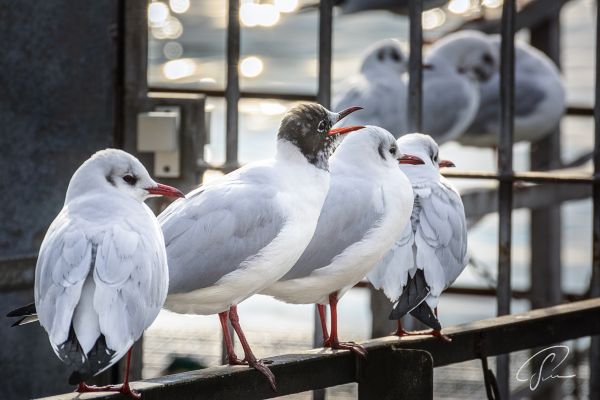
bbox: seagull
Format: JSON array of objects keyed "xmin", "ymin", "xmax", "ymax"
[
  {"xmin": 159, "ymin": 103, "xmax": 364, "ymax": 390},
  {"xmin": 333, "ymin": 39, "xmax": 408, "ymax": 136},
  {"xmin": 421, "ymin": 30, "xmax": 498, "ymax": 144},
  {"xmin": 6, "ymin": 149, "xmax": 184, "ymax": 398},
  {"xmin": 460, "ymin": 35, "xmax": 566, "ymax": 147},
  {"xmin": 367, "ymin": 134, "xmax": 467, "ymax": 341},
  {"xmin": 262, "ymin": 126, "xmax": 419, "ymax": 356}
]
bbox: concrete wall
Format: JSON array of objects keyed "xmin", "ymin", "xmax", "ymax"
[{"xmin": 0, "ymin": 1, "xmax": 121, "ymax": 398}]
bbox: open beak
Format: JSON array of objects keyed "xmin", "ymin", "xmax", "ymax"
[
  {"xmin": 398, "ymin": 154, "xmax": 425, "ymax": 165},
  {"xmin": 439, "ymin": 159, "xmax": 456, "ymax": 168},
  {"xmin": 146, "ymin": 183, "xmax": 186, "ymax": 198},
  {"xmin": 336, "ymin": 106, "xmax": 363, "ymax": 120},
  {"xmin": 328, "ymin": 125, "xmax": 365, "ymax": 136}
]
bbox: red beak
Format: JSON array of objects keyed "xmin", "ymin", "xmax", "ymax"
[
  {"xmin": 328, "ymin": 125, "xmax": 365, "ymax": 136},
  {"xmin": 146, "ymin": 183, "xmax": 185, "ymax": 198},
  {"xmin": 439, "ymin": 159, "xmax": 456, "ymax": 168},
  {"xmin": 336, "ymin": 106, "xmax": 363, "ymax": 120},
  {"xmin": 398, "ymin": 154, "xmax": 425, "ymax": 165}
]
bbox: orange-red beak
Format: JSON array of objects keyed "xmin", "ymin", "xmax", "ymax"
[
  {"xmin": 398, "ymin": 154, "xmax": 425, "ymax": 165},
  {"xmin": 146, "ymin": 183, "xmax": 185, "ymax": 198},
  {"xmin": 328, "ymin": 125, "xmax": 365, "ymax": 136},
  {"xmin": 439, "ymin": 160, "xmax": 456, "ymax": 168}
]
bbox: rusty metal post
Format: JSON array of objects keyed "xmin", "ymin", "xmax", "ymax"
[
  {"xmin": 497, "ymin": 0, "xmax": 516, "ymax": 398},
  {"xmin": 407, "ymin": 0, "xmax": 423, "ymax": 133},
  {"xmin": 358, "ymin": 349, "xmax": 433, "ymax": 400},
  {"xmin": 225, "ymin": 0, "xmax": 240, "ymax": 170}
]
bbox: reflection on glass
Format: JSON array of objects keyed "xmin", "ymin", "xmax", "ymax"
[
  {"xmin": 240, "ymin": 56, "xmax": 264, "ymax": 78},
  {"xmin": 422, "ymin": 8, "xmax": 446, "ymax": 31},
  {"xmin": 169, "ymin": 0, "xmax": 190, "ymax": 14},
  {"xmin": 148, "ymin": 1, "xmax": 170, "ymax": 26},
  {"xmin": 163, "ymin": 58, "xmax": 196, "ymax": 80}
]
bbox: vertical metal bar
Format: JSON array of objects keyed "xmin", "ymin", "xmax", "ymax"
[
  {"xmin": 225, "ymin": 0, "xmax": 240, "ymax": 169},
  {"xmin": 590, "ymin": 3, "xmax": 600, "ymax": 399},
  {"xmin": 317, "ymin": 0, "xmax": 333, "ymax": 108},
  {"xmin": 496, "ymin": 0, "xmax": 516, "ymax": 398},
  {"xmin": 407, "ymin": 0, "xmax": 423, "ymax": 132},
  {"xmin": 314, "ymin": 5, "xmax": 333, "ymax": 400}
]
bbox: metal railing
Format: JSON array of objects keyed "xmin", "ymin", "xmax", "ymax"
[
  {"xmin": 38, "ymin": 298, "xmax": 600, "ymax": 399},
  {"xmin": 143, "ymin": 0, "xmax": 600, "ymax": 398}
]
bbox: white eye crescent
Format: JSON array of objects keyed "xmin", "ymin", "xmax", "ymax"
[{"xmin": 317, "ymin": 120, "xmax": 326, "ymax": 133}]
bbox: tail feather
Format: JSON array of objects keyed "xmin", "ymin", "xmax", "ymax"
[
  {"xmin": 388, "ymin": 269, "xmax": 430, "ymax": 320},
  {"xmin": 11, "ymin": 315, "xmax": 39, "ymax": 327},
  {"xmin": 6, "ymin": 302, "xmax": 36, "ymax": 317},
  {"xmin": 409, "ymin": 301, "xmax": 442, "ymax": 331}
]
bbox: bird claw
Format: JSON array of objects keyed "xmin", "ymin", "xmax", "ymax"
[
  {"xmin": 324, "ymin": 339, "xmax": 368, "ymax": 358},
  {"xmin": 228, "ymin": 356, "xmax": 248, "ymax": 366},
  {"xmin": 248, "ymin": 358, "xmax": 277, "ymax": 391},
  {"xmin": 394, "ymin": 328, "xmax": 452, "ymax": 343},
  {"xmin": 432, "ymin": 330, "xmax": 452, "ymax": 343},
  {"xmin": 75, "ymin": 382, "xmax": 141, "ymax": 399}
]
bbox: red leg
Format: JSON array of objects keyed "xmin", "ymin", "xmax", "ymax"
[
  {"xmin": 229, "ymin": 305, "xmax": 277, "ymax": 391},
  {"xmin": 75, "ymin": 348, "xmax": 141, "ymax": 399},
  {"xmin": 219, "ymin": 310, "xmax": 245, "ymax": 365},
  {"xmin": 317, "ymin": 304, "xmax": 329, "ymax": 342},
  {"xmin": 323, "ymin": 292, "xmax": 367, "ymax": 358},
  {"xmin": 392, "ymin": 307, "xmax": 451, "ymax": 342},
  {"xmin": 431, "ymin": 307, "xmax": 451, "ymax": 342}
]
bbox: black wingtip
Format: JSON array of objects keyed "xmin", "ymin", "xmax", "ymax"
[
  {"xmin": 409, "ymin": 301, "xmax": 442, "ymax": 331},
  {"xmin": 389, "ymin": 269, "xmax": 431, "ymax": 320},
  {"xmin": 6, "ymin": 302, "xmax": 36, "ymax": 318},
  {"xmin": 11, "ymin": 317, "xmax": 27, "ymax": 327},
  {"xmin": 69, "ymin": 370, "xmax": 92, "ymax": 385}
]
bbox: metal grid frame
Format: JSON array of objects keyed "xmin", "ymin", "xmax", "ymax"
[{"xmin": 148, "ymin": 0, "xmax": 600, "ymax": 397}]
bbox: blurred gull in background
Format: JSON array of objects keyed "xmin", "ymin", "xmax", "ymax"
[
  {"xmin": 421, "ymin": 30, "xmax": 498, "ymax": 144},
  {"xmin": 460, "ymin": 35, "xmax": 566, "ymax": 147},
  {"xmin": 333, "ymin": 39, "xmax": 408, "ymax": 136}
]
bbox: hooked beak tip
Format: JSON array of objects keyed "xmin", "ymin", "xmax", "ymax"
[
  {"xmin": 439, "ymin": 160, "xmax": 456, "ymax": 168},
  {"xmin": 398, "ymin": 154, "xmax": 425, "ymax": 165},
  {"xmin": 336, "ymin": 106, "xmax": 363, "ymax": 121},
  {"xmin": 146, "ymin": 183, "xmax": 186, "ymax": 199}
]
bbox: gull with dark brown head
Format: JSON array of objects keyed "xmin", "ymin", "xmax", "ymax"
[{"xmin": 159, "ymin": 103, "xmax": 364, "ymax": 390}]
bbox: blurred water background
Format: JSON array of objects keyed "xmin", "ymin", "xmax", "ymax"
[{"xmin": 143, "ymin": 0, "xmax": 596, "ymax": 397}]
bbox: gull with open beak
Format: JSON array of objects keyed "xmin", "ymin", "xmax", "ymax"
[
  {"xmin": 7, "ymin": 149, "xmax": 184, "ymax": 398},
  {"xmin": 368, "ymin": 134, "xmax": 468, "ymax": 341},
  {"xmin": 262, "ymin": 126, "xmax": 418, "ymax": 356},
  {"xmin": 159, "ymin": 104, "xmax": 364, "ymax": 390}
]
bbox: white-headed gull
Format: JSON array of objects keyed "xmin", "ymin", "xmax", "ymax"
[
  {"xmin": 7, "ymin": 149, "xmax": 184, "ymax": 398},
  {"xmin": 368, "ymin": 134, "xmax": 467, "ymax": 341},
  {"xmin": 262, "ymin": 126, "xmax": 419, "ymax": 356},
  {"xmin": 461, "ymin": 35, "xmax": 566, "ymax": 147},
  {"xmin": 159, "ymin": 103, "xmax": 364, "ymax": 390},
  {"xmin": 421, "ymin": 30, "xmax": 498, "ymax": 144},
  {"xmin": 333, "ymin": 39, "xmax": 408, "ymax": 136}
]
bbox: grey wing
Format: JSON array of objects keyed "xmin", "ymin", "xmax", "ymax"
[
  {"xmin": 35, "ymin": 210, "xmax": 94, "ymax": 353},
  {"xmin": 282, "ymin": 175, "xmax": 383, "ymax": 280},
  {"xmin": 367, "ymin": 217, "xmax": 415, "ymax": 302},
  {"xmin": 93, "ymin": 210, "xmax": 169, "ymax": 354},
  {"xmin": 334, "ymin": 75, "xmax": 407, "ymax": 135},
  {"xmin": 422, "ymin": 74, "xmax": 474, "ymax": 143},
  {"xmin": 415, "ymin": 180, "xmax": 468, "ymax": 297},
  {"xmin": 159, "ymin": 180, "xmax": 285, "ymax": 293}
]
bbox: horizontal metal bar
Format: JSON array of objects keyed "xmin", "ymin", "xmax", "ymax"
[
  {"xmin": 441, "ymin": 169, "xmax": 594, "ymax": 184},
  {"xmin": 38, "ymin": 298, "xmax": 600, "ymax": 400},
  {"xmin": 148, "ymin": 87, "xmax": 317, "ymax": 102}
]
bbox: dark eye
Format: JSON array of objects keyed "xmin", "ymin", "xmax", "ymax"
[
  {"xmin": 432, "ymin": 153, "xmax": 438, "ymax": 162},
  {"xmin": 482, "ymin": 53, "xmax": 494, "ymax": 65},
  {"xmin": 389, "ymin": 146, "xmax": 397, "ymax": 155},
  {"xmin": 317, "ymin": 120, "xmax": 327, "ymax": 133},
  {"xmin": 123, "ymin": 174, "xmax": 137, "ymax": 185},
  {"xmin": 390, "ymin": 50, "xmax": 401, "ymax": 62}
]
